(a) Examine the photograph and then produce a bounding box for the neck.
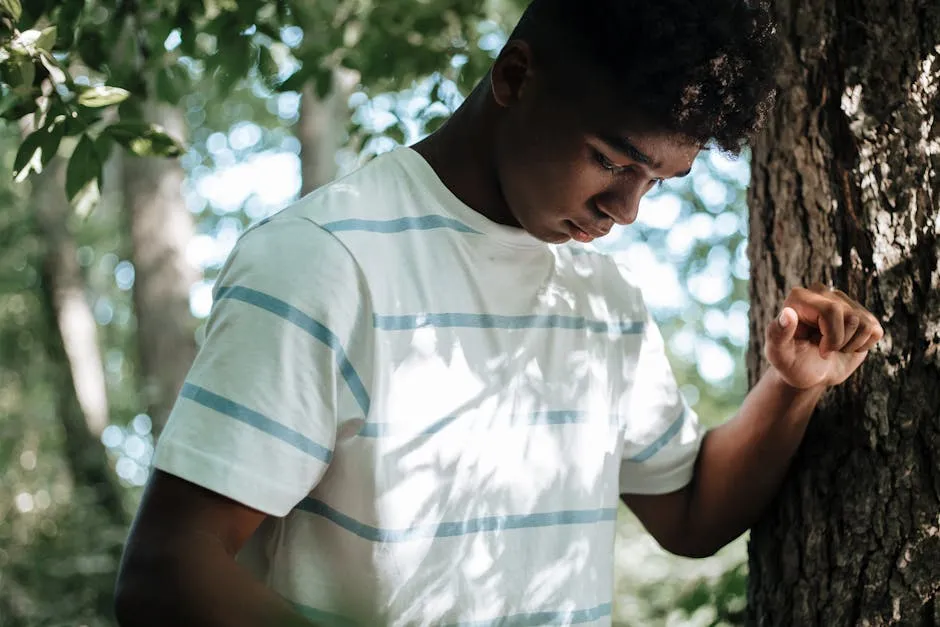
[411,82,519,228]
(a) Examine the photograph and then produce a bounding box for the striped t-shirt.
[153,147,704,626]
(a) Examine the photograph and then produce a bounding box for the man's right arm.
[114,470,317,627]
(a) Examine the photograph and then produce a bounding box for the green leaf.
[1,54,35,89]
[93,132,113,163]
[0,0,22,22]
[38,52,66,84]
[34,26,56,51]
[72,175,100,217]
[11,29,42,53]
[106,121,185,158]
[277,69,309,93]
[12,129,44,181]
[61,110,87,136]
[78,86,131,108]
[35,120,64,168]
[65,134,101,201]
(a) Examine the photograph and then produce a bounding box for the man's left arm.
[623,284,884,558]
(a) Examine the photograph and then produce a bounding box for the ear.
[490,40,535,108]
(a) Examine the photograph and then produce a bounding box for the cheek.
[496,118,600,222]
[520,149,596,213]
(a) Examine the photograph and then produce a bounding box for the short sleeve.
[152,216,373,516]
[619,309,705,495]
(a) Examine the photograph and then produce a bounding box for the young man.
[115,1,883,625]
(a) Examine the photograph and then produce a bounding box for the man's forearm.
[684,367,825,555]
[115,534,318,627]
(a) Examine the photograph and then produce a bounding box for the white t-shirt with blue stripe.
[153,147,704,626]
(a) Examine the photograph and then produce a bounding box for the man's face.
[491,45,700,244]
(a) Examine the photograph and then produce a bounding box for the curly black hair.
[510,0,780,154]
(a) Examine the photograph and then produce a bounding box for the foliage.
[0,0,511,205]
[0,0,181,213]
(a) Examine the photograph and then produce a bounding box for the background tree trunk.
[32,159,126,527]
[746,2,940,625]
[297,68,359,194]
[121,102,198,436]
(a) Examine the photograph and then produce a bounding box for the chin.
[515,214,571,244]
[526,227,570,244]
[544,232,572,244]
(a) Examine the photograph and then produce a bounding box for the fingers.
[784,285,884,355]
[841,314,863,350]
[858,315,884,352]
[767,306,799,344]
[785,287,844,356]
[819,304,845,356]
[842,319,870,353]
[861,333,882,352]
[829,288,885,351]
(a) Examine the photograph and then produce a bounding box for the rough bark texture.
[747,2,940,625]
[298,68,359,194]
[32,159,126,527]
[121,102,198,436]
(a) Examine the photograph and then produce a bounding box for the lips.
[566,219,610,242]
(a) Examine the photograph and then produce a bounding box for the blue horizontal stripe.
[374,312,645,335]
[180,383,332,463]
[215,285,371,415]
[297,499,617,542]
[626,406,688,463]
[358,410,588,438]
[447,602,613,627]
[322,216,480,235]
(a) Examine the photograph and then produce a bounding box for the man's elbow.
[655,531,724,559]
[114,561,156,626]
[113,569,141,626]
[113,549,174,626]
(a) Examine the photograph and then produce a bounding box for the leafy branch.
[0,0,182,209]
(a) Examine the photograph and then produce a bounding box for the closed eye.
[592,148,665,187]
[592,148,622,173]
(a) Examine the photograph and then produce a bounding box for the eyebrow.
[598,133,692,178]
[599,133,658,167]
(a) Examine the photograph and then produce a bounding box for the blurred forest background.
[1,1,755,625]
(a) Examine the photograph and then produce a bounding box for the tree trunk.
[32,158,126,527]
[121,102,198,436]
[746,2,940,625]
[298,68,359,194]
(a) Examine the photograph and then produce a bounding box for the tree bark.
[297,68,359,194]
[121,102,198,436]
[32,158,126,527]
[746,2,940,625]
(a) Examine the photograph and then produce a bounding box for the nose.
[594,179,646,226]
